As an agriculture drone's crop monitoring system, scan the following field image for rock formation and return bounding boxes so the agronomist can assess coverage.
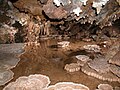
[0,43,24,86]
[3,74,50,90]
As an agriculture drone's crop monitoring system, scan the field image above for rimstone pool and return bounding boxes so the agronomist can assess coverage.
[0,39,119,90]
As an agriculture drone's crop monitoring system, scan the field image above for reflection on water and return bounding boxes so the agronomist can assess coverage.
[0,39,120,90]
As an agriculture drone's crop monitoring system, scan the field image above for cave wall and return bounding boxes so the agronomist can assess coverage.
[0,0,120,43]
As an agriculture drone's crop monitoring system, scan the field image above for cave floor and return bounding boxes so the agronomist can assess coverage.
[0,39,120,90]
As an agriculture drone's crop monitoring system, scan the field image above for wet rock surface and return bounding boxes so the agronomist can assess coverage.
[0,43,24,86]
[3,74,50,90]
[88,56,110,74]
[0,70,14,86]
[0,39,119,90]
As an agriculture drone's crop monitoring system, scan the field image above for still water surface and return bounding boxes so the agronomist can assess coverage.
[0,39,119,89]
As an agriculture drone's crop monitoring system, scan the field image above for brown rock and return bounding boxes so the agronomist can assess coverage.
[13,0,42,16]
[43,3,67,19]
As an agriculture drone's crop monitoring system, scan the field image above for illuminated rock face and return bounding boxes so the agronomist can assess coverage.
[116,0,120,5]
[53,0,71,6]
[83,44,101,52]
[45,0,119,27]
[57,41,70,48]
[92,0,110,14]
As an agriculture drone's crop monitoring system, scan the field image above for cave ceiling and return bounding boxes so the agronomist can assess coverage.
[11,0,120,28]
